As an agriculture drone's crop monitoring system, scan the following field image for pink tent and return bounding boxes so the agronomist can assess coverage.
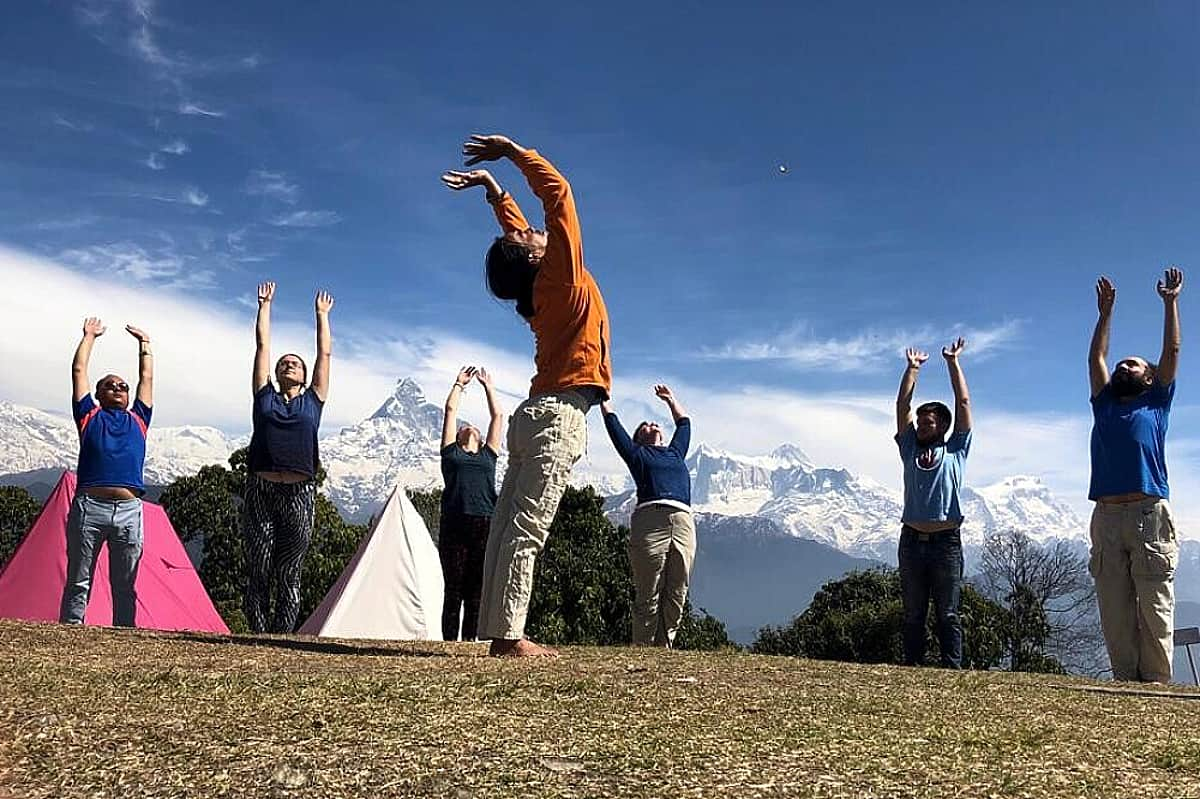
[0,471,229,633]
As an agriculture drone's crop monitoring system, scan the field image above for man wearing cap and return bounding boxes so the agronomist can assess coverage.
[894,337,972,668]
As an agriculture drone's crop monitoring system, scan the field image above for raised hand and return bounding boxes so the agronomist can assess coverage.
[942,337,966,361]
[1157,267,1184,301]
[125,325,150,343]
[462,134,516,166]
[315,290,334,315]
[654,384,674,402]
[440,169,493,191]
[905,348,929,368]
[475,367,493,387]
[82,317,106,338]
[1096,276,1116,316]
[258,281,276,305]
[456,366,477,386]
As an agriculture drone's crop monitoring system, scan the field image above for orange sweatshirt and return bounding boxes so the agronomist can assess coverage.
[488,149,612,399]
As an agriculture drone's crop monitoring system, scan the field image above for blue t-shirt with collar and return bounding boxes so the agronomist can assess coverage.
[73,394,152,495]
[896,424,972,526]
[1089,381,1173,500]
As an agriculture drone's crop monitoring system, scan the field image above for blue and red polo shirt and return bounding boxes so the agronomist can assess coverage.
[73,395,152,495]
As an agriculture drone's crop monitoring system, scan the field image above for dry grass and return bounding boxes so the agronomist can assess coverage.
[1,620,1199,798]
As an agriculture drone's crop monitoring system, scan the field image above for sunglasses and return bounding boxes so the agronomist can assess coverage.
[100,382,130,393]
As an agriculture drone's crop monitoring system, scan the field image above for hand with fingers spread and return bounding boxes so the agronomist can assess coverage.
[82,317,106,339]
[1158,266,1184,302]
[456,366,477,387]
[315,290,335,316]
[475,367,494,388]
[125,325,150,344]
[462,134,520,166]
[1096,276,1116,317]
[942,337,966,362]
[441,169,500,192]
[654,384,675,403]
[905,348,929,369]
[258,281,276,305]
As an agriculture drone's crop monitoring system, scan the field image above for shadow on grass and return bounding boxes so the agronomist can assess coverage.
[174,631,478,659]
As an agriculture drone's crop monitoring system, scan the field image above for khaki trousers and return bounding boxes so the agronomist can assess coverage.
[1089,498,1179,683]
[629,504,697,647]
[478,392,588,641]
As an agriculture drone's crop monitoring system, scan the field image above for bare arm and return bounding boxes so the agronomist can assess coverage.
[654,383,687,422]
[440,168,530,234]
[942,338,971,433]
[72,318,105,402]
[253,282,274,394]
[897,348,927,434]
[1089,276,1115,398]
[310,290,334,402]
[125,325,153,407]
[1157,267,1183,386]
[476,368,505,452]
[442,367,474,448]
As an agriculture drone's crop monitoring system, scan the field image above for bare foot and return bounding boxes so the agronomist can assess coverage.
[489,638,559,658]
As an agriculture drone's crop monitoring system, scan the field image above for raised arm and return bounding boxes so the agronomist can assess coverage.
[462,134,584,284]
[475,368,505,453]
[655,384,691,456]
[1089,276,1115,398]
[897,348,927,434]
[442,366,475,449]
[601,399,637,464]
[72,317,105,402]
[310,290,334,402]
[1156,267,1183,386]
[125,325,153,407]
[942,338,971,433]
[440,168,529,234]
[252,282,274,394]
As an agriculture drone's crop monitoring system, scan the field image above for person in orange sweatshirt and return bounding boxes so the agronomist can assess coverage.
[441,134,612,657]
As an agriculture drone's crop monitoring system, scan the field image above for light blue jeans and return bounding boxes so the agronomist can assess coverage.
[59,492,144,627]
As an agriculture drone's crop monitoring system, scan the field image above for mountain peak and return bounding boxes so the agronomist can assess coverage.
[770,443,812,467]
[370,377,433,420]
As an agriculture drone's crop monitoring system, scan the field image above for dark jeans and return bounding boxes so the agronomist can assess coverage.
[439,512,491,641]
[898,526,964,668]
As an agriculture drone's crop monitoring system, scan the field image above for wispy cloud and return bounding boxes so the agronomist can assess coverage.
[700,319,1024,372]
[52,113,95,132]
[31,214,102,232]
[57,240,209,286]
[143,152,164,170]
[177,101,225,118]
[144,186,209,207]
[160,139,188,155]
[245,170,300,204]
[269,210,342,228]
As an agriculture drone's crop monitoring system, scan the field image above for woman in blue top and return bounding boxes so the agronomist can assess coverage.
[243,281,333,634]
[602,384,695,647]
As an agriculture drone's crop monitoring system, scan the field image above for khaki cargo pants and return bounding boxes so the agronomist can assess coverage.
[1089,498,1179,683]
[629,503,697,647]
[478,392,589,641]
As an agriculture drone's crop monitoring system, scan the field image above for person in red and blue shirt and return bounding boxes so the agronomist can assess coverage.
[60,316,154,627]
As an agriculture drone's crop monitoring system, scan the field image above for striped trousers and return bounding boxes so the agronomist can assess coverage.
[242,474,317,634]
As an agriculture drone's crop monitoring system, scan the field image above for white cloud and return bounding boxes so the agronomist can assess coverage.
[178,101,224,118]
[59,241,185,282]
[143,152,165,170]
[701,319,1024,372]
[269,210,341,228]
[52,113,94,132]
[183,187,208,207]
[245,170,300,204]
[160,139,188,155]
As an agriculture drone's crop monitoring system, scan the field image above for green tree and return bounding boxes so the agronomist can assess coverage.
[751,568,1006,670]
[407,487,442,544]
[0,485,41,569]
[526,486,635,646]
[675,600,735,651]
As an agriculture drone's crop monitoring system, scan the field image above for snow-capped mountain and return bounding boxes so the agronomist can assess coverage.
[0,380,1088,555]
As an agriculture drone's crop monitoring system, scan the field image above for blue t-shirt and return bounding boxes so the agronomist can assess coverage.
[603,412,692,507]
[73,395,152,495]
[440,444,499,517]
[1089,381,1173,500]
[247,386,324,478]
[896,425,971,525]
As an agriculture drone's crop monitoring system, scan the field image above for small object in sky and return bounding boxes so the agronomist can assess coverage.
[778,164,789,174]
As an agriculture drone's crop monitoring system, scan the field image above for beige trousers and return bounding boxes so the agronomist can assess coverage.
[629,504,697,647]
[478,392,588,641]
[1089,498,1179,683]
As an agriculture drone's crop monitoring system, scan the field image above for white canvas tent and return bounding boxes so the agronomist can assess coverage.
[299,485,444,640]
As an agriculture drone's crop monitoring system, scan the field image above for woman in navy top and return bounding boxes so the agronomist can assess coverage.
[438,366,504,641]
[602,384,696,647]
[242,281,333,634]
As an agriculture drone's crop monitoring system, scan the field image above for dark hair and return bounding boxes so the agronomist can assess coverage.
[633,422,653,444]
[915,401,952,429]
[486,237,537,318]
[276,353,308,386]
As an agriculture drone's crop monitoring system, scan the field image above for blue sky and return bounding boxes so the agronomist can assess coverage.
[3,1,1200,523]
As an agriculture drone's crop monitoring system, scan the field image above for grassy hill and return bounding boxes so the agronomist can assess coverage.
[1,621,1198,798]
